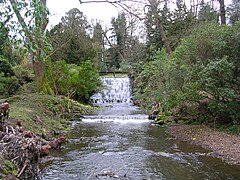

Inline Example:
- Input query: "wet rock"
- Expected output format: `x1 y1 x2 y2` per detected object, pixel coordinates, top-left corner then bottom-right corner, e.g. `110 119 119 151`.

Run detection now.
148 114 156 120
49 135 66 149
40 145 51 157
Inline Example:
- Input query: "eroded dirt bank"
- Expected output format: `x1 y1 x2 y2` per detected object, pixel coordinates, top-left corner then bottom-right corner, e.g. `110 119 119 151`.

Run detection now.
167 125 240 165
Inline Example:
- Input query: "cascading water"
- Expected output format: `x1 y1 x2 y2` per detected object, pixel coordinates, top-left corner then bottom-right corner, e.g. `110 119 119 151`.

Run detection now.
41 75 240 180
85 76 149 122
90 76 132 103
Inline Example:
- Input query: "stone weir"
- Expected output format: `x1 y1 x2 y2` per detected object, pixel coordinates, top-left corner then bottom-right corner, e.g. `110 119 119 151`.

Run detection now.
86 75 149 122
90 76 132 104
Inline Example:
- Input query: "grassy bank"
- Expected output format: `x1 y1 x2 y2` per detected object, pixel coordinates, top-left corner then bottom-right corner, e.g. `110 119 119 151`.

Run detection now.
0 93 94 178
6 94 94 136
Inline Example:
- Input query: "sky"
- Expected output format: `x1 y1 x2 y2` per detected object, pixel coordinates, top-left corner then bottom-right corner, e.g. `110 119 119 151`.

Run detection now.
46 0 233 29
46 0 119 28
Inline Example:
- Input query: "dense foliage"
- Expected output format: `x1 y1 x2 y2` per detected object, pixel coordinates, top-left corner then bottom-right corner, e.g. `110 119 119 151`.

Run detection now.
44 59 101 102
47 8 96 65
0 56 19 95
133 23 240 126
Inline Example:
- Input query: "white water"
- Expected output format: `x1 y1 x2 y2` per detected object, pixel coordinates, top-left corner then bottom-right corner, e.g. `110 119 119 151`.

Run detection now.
86 76 149 123
90 76 132 103
41 76 240 180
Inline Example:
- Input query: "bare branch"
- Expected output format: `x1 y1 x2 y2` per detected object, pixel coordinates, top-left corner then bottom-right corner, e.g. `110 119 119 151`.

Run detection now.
79 0 145 21
115 2 144 20
102 30 126 62
47 37 72 59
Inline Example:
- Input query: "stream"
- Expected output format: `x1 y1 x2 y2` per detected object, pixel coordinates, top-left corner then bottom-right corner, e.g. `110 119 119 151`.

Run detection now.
40 76 240 180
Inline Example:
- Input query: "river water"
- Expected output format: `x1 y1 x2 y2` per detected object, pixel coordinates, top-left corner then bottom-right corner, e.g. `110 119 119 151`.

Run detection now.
40 76 240 180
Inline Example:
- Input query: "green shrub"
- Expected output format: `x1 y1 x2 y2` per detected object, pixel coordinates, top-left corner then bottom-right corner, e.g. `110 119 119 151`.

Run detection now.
0 74 20 95
44 59 101 102
0 56 15 77
133 22 240 125
12 64 35 84
76 60 102 101
0 57 21 95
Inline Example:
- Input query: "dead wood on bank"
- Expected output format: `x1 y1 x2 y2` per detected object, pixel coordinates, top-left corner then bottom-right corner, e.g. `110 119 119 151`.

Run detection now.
0 123 66 179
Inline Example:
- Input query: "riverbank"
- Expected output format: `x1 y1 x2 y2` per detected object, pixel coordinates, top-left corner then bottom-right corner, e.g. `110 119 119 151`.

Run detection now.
6 94 93 135
0 94 94 179
167 124 240 165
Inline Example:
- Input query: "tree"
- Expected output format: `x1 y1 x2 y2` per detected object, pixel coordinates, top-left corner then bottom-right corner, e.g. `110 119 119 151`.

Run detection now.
145 2 164 61
198 0 218 22
146 0 172 55
0 21 10 57
218 0 226 24
228 0 240 25
48 8 95 65
0 2 21 64
8 0 50 91
109 13 127 69
79 0 172 56
92 22 104 70
164 0 196 50
105 11 146 71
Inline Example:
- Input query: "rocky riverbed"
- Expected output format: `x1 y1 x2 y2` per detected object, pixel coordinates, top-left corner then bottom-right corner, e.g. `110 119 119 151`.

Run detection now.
168 124 240 165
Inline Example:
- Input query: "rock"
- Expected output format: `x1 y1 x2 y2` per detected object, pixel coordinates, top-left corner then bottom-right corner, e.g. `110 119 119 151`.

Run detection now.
133 100 141 106
40 145 51 157
49 135 66 149
148 114 156 120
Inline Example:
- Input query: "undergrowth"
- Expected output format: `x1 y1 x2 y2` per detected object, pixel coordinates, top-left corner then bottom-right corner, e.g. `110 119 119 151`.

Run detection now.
6 94 94 136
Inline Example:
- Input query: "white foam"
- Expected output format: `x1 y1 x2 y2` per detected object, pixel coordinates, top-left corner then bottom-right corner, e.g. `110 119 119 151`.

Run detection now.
90 76 132 103
81 115 150 123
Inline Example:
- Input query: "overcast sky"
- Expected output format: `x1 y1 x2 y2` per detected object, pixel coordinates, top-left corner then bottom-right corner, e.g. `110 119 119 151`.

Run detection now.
47 0 119 28
46 0 233 29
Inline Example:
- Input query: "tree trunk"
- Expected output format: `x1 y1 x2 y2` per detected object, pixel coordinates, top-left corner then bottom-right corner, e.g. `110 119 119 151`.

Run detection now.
33 56 45 91
10 0 48 91
149 0 172 55
218 0 226 25
33 0 48 91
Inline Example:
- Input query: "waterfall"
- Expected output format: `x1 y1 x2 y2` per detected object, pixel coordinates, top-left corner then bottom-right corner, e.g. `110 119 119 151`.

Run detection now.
90 76 132 104
85 75 149 122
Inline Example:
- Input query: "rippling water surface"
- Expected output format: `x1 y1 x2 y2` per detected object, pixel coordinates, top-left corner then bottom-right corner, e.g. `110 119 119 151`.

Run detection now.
40 76 240 179
40 103 240 180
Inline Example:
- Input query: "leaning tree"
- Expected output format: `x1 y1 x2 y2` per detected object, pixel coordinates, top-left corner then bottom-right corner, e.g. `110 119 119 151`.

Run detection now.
8 0 50 91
